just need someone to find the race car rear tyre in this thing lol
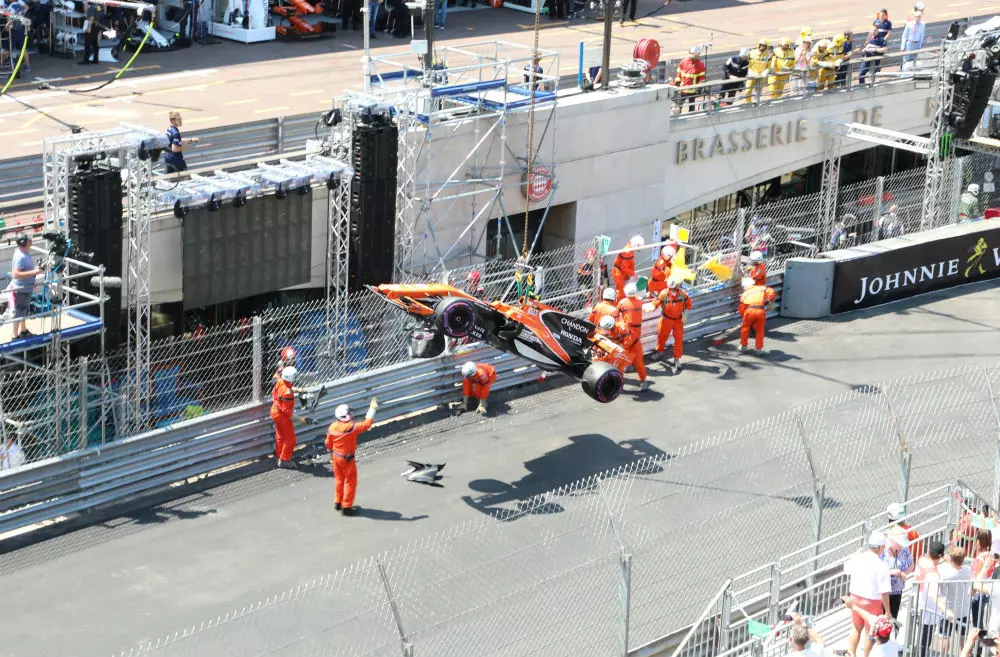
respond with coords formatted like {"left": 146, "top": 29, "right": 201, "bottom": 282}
{"left": 581, "top": 361, "right": 624, "bottom": 403}
{"left": 435, "top": 297, "right": 477, "bottom": 338}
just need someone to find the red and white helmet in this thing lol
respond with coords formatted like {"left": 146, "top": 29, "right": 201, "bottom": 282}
{"left": 281, "top": 346, "right": 297, "bottom": 362}
{"left": 629, "top": 235, "right": 645, "bottom": 249}
{"left": 661, "top": 242, "right": 678, "bottom": 259}
{"left": 466, "top": 270, "right": 482, "bottom": 286}
{"left": 584, "top": 247, "right": 597, "bottom": 260}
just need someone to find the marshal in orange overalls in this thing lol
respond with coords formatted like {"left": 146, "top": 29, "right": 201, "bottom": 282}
{"left": 463, "top": 363, "right": 497, "bottom": 400}
{"left": 587, "top": 299, "right": 620, "bottom": 325}
{"left": 325, "top": 417, "right": 375, "bottom": 511}
{"left": 748, "top": 261, "right": 767, "bottom": 286}
{"left": 738, "top": 284, "right": 776, "bottom": 350}
{"left": 647, "top": 254, "right": 673, "bottom": 295}
{"left": 616, "top": 295, "right": 647, "bottom": 383}
{"left": 612, "top": 247, "right": 636, "bottom": 300}
{"left": 653, "top": 287, "right": 692, "bottom": 359}
{"left": 269, "top": 378, "right": 296, "bottom": 463}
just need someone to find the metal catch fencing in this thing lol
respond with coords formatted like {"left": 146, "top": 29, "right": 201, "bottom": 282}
{"left": 112, "top": 365, "right": 1000, "bottom": 657}
{"left": 2, "top": 146, "right": 994, "bottom": 469}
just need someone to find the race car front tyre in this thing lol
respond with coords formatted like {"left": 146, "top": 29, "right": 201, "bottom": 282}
{"left": 581, "top": 361, "right": 624, "bottom": 403}
{"left": 435, "top": 297, "right": 477, "bottom": 338}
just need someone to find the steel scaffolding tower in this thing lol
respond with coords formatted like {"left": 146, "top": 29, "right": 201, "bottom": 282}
{"left": 362, "top": 41, "right": 560, "bottom": 277}
{"left": 43, "top": 126, "right": 158, "bottom": 433}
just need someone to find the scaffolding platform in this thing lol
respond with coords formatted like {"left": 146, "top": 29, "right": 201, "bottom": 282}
{"left": 0, "top": 309, "right": 102, "bottom": 354}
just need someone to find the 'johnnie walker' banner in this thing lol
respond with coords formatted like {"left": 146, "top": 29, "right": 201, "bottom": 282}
{"left": 830, "top": 224, "right": 1000, "bottom": 313}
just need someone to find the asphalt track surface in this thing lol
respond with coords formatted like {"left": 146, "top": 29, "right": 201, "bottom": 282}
{"left": 1, "top": 0, "right": 996, "bottom": 157}
{"left": 0, "top": 281, "right": 998, "bottom": 656}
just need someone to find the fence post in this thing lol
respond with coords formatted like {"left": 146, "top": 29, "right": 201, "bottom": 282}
{"left": 252, "top": 316, "right": 263, "bottom": 404}
{"left": 870, "top": 176, "right": 885, "bottom": 243}
{"left": 620, "top": 552, "right": 633, "bottom": 657}
{"left": 78, "top": 356, "right": 88, "bottom": 451}
{"left": 377, "top": 559, "right": 414, "bottom": 657}
{"left": 881, "top": 386, "right": 911, "bottom": 504}
{"left": 985, "top": 372, "right": 1000, "bottom": 512}
{"left": 597, "top": 480, "right": 631, "bottom": 657}
{"left": 718, "top": 588, "right": 734, "bottom": 653}
{"left": 276, "top": 116, "right": 285, "bottom": 153}
{"left": 767, "top": 561, "right": 782, "bottom": 626}
{"left": 946, "top": 483, "right": 961, "bottom": 541}
{"left": 861, "top": 519, "right": 874, "bottom": 547}
{"left": 808, "top": 482, "right": 826, "bottom": 613}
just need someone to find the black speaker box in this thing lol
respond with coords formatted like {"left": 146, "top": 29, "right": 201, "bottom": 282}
{"left": 73, "top": 227, "right": 123, "bottom": 277}
{"left": 950, "top": 70, "right": 997, "bottom": 140}
{"left": 69, "top": 165, "right": 124, "bottom": 235}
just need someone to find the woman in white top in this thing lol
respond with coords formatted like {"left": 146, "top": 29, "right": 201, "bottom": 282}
{"left": 901, "top": 9, "right": 926, "bottom": 70}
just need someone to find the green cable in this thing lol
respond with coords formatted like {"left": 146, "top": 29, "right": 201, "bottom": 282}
{"left": 0, "top": 26, "right": 28, "bottom": 96}
{"left": 113, "top": 17, "right": 155, "bottom": 81}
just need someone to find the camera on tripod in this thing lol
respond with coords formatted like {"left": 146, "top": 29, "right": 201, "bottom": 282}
{"left": 42, "top": 231, "right": 94, "bottom": 270}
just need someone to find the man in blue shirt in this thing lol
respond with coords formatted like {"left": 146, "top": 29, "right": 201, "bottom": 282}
{"left": 9, "top": 234, "right": 42, "bottom": 339}
{"left": 163, "top": 111, "right": 198, "bottom": 174}
{"left": 859, "top": 9, "right": 891, "bottom": 84}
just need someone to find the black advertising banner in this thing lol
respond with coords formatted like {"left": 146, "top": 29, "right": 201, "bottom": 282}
{"left": 831, "top": 224, "right": 1000, "bottom": 314}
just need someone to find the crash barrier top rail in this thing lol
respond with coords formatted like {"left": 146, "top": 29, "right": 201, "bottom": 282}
{"left": 101, "top": 360, "right": 1000, "bottom": 657}
{"left": 0, "top": 15, "right": 968, "bottom": 210}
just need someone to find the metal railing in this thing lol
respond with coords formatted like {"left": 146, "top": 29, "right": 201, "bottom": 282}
{"left": 101, "top": 362, "right": 998, "bottom": 657}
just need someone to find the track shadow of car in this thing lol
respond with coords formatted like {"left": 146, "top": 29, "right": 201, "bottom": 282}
{"left": 782, "top": 494, "right": 842, "bottom": 510}
{"left": 461, "top": 434, "right": 670, "bottom": 521}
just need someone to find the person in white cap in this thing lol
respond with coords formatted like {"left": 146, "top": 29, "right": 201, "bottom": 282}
{"left": 959, "top": 184, "right": 982, "bottom": 222}
{"left": 587, "top": 286, "right": 621, "bottom": 325}
{"left": 844, "top": 531, "right": 892, "bottom": 657}
{"left": 269, "top": 366, "right": 298, "bottom": 469}
{"left": 460, "top": 361, "right": 496, "bottom": 414}
{"left": 325, "top": 397, "right": 379, "bottom": 515}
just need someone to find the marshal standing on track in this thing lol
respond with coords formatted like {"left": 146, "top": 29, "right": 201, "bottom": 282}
{"left": 326, "top": 397, "right": 379, "bottom": 516}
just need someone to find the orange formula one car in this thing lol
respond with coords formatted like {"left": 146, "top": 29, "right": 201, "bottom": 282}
{"left": 370, "top": 283, "right": 629, "bottom": 403}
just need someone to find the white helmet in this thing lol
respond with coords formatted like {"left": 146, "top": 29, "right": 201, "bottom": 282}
{"left": 749, "top": 251, "right": 764, "bottom": 263}
{"left": 689, "top": 45, "right": 702, "bottom": 57}
{"left": 280, "top": 366, "right": 298, "bottom": 383}
{"left": 661, "top": 244, "right": 677, "bottom": 259}
{"left": 602, "top": 287, "right": 617, "bottom": 301}
{"left": 742, "top": 277, "right": 754, "bottom": 289}
{"left": 334, "top": 404, "right": 352, "bottom": 421}
{"left": 599, "top": 315, "right": 616, "bottom": 330}
{"left": 886, "top": 502, "right": 905, "bottom": 521}
{"left": 739, "top": 47, "right": 749, "bottom": 57}
{"left": 461, "top": 361, "right": 478, "bottom": 378}
{"left": 668, "top": 277, "right": 681, "bottom": 289}
{"left": 913, "top": 1, "right": 925, "bottom": 10}
{"left": 629, "top": 235, "right": 645, "bottom": 249}
{"left": 968, "top": 183, "right": 980, "bottom": 195}
{"left": 624, "top": 282, "right": 639, "bottom": 297}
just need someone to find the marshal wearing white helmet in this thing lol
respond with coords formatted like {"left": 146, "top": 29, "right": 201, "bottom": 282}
{"left": 325, "top": 396, "right": 379, "bottom": 515}
{"left": 746, "top": 250, "right": 767, "bottom": 286}
{"left": 959, "top": 183, "right": 983, "bottom": 222}
{"left": 270, "top": 366, "right": 299, "bottom": 469}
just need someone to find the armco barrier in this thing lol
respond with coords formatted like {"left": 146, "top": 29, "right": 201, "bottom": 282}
{"left": 0, "top": 277, "right": 781, "bottom": 537}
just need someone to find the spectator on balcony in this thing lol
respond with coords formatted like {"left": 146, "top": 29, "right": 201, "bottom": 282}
{"left": 901, "top": 9, "right": 925, "bottom": 70}
{"left": 937, "top": 546, "right": 973, "bottom": 653}
{"left": 793, "top": 35, "right": 814, "bottom": 95}
{"left": 842, "top": 600, "right": 899, "bottom": 657}
{"left": 845, "top": 531, "right": 892, "bottom": 657}
{"left": 745, "top": 38, "right": 771, "bottom": 102}
{"left": 721, "top": 48, "right": 749, "bottom": 106}
{"left": 882, "top": 529, "right": 914, "bottom": 620}
{"left": 788, "top": 613, "right": 826, "bottom": 657}
{"left": 916, "top": 541, "right": 946, "bottom": 657}
{"left": 834, "top": 30, "right": 855, "bottom": 87}
{"left": 971, "top": 532, "right": 995, "bottom": 629}
{"left": 858, "top": 10, "right": 892, "bottom": 85}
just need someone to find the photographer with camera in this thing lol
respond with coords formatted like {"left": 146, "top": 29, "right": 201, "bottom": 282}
{"left": 8, "top": 234, "right": 43, "bottom": 339}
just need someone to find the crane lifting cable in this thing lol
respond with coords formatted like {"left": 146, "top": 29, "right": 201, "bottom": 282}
{"left": 521, "top": 0, "right": 541, "bottom": 263}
